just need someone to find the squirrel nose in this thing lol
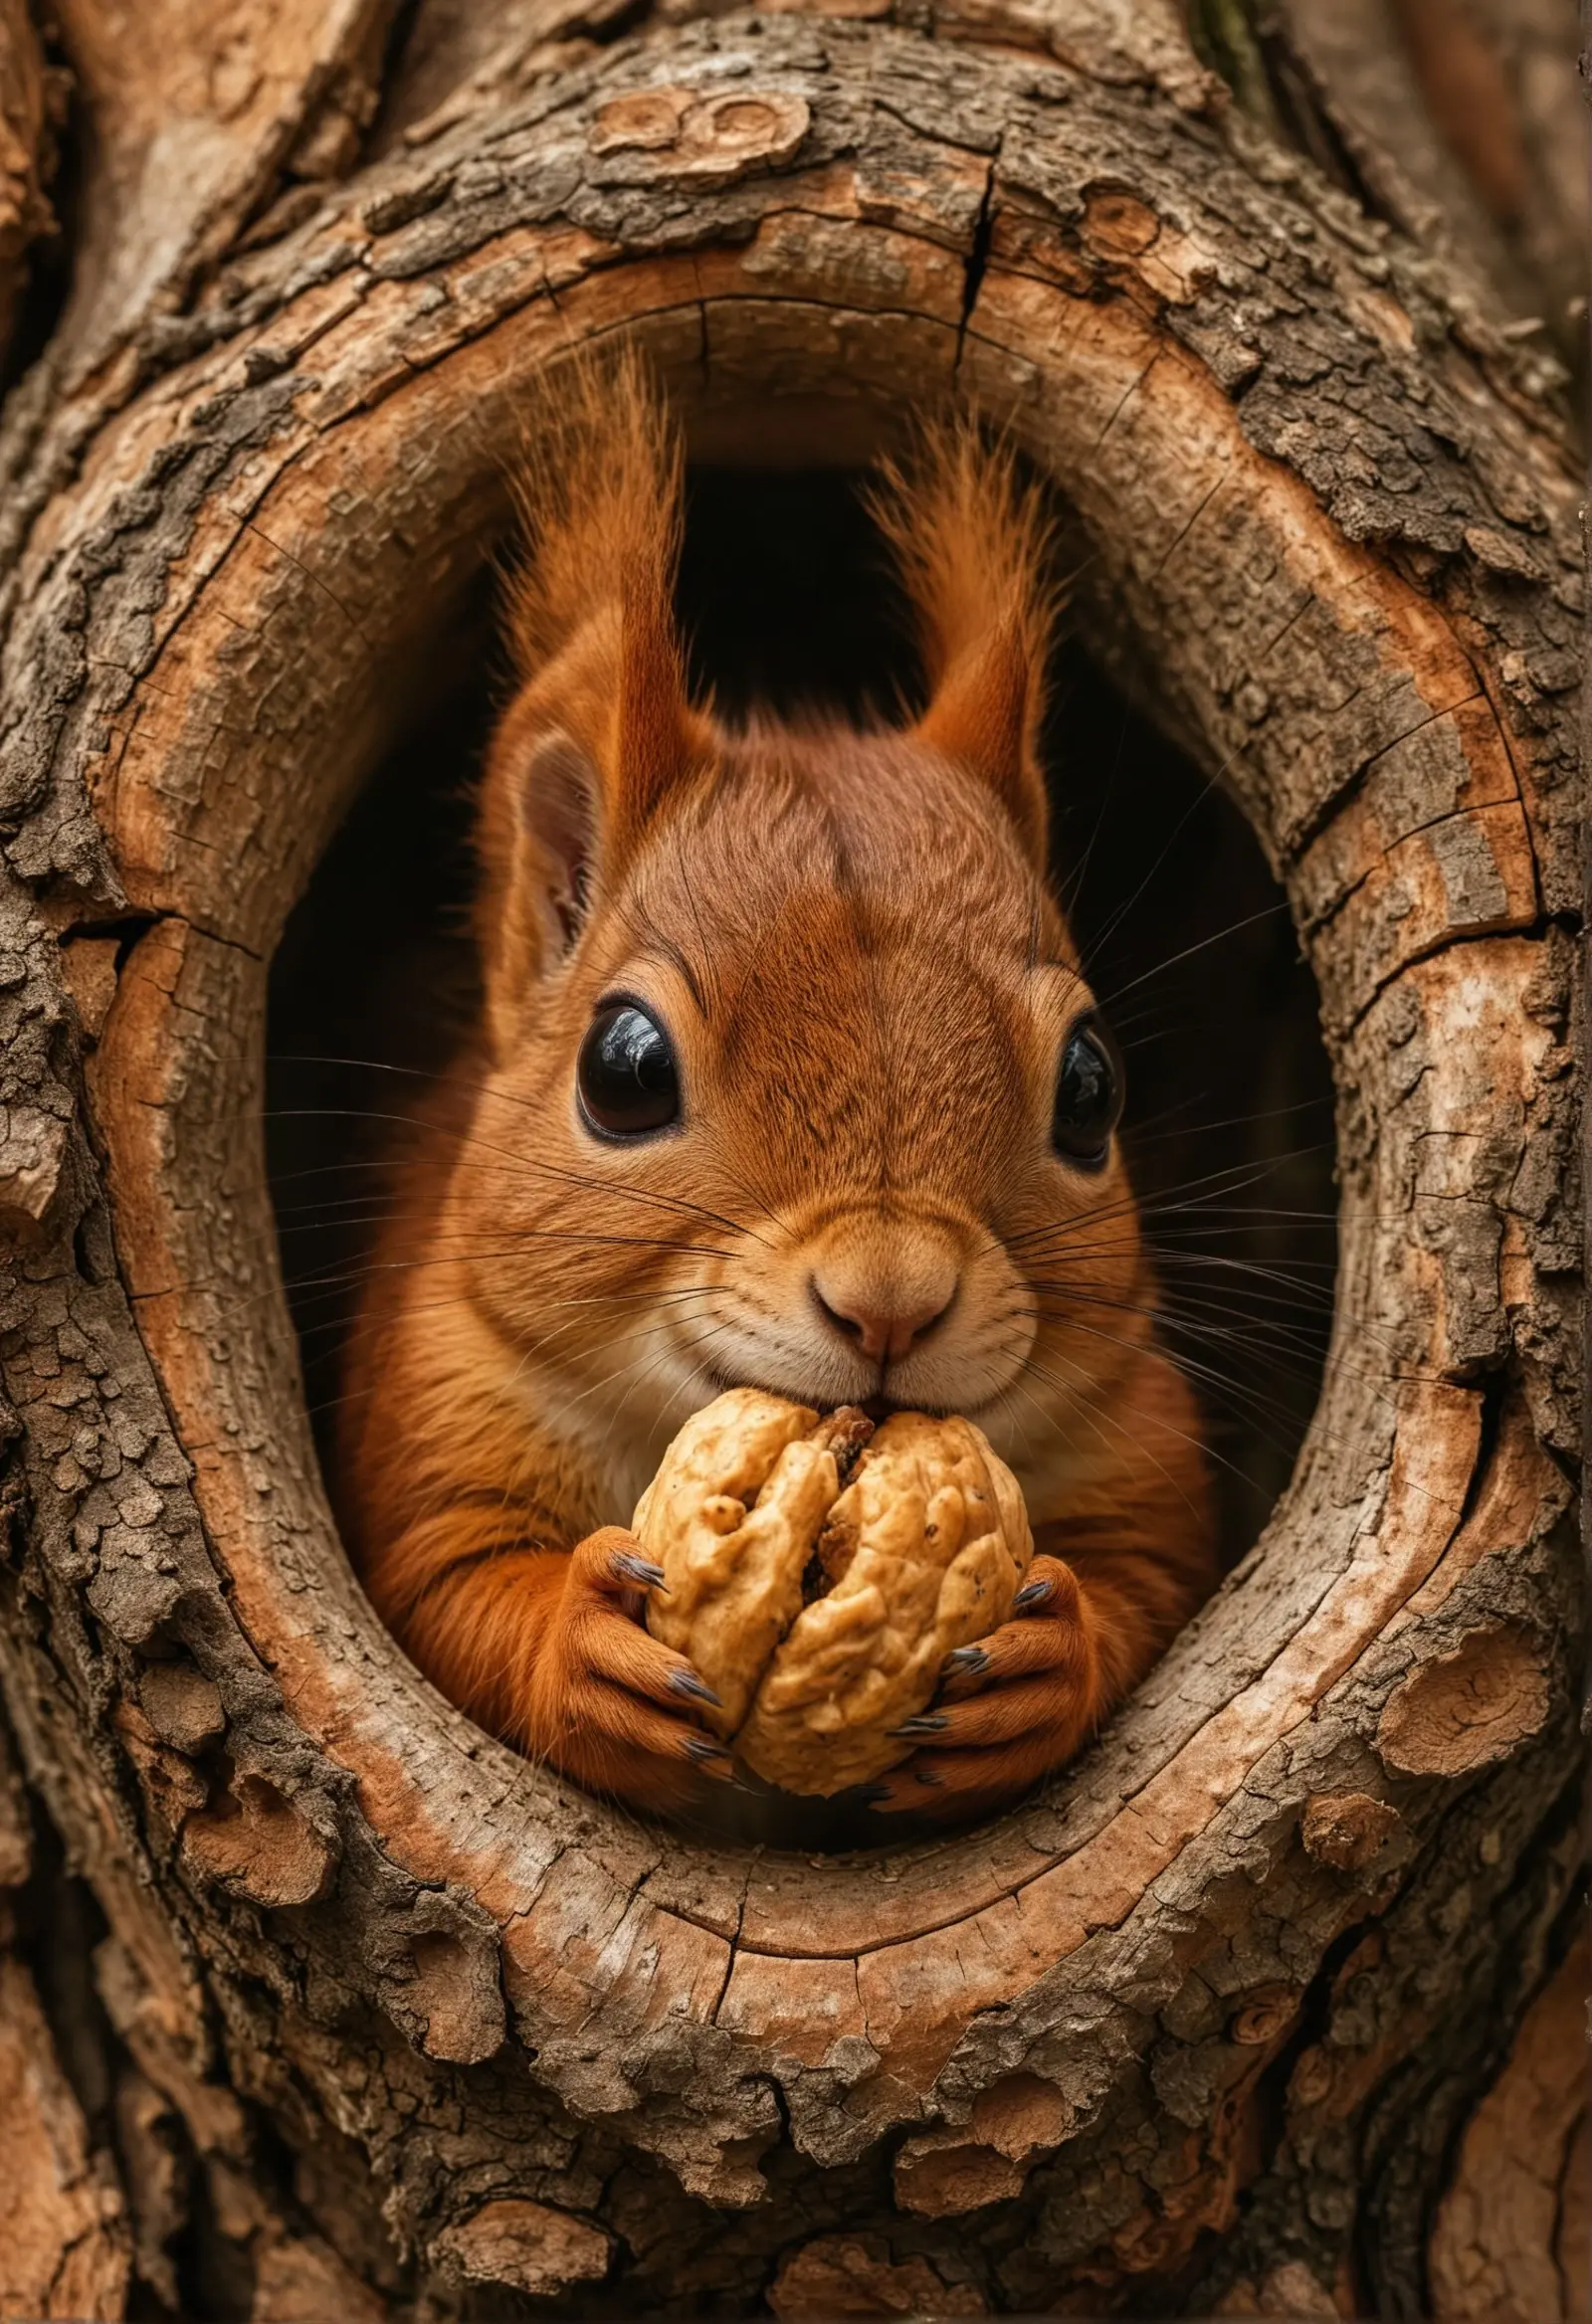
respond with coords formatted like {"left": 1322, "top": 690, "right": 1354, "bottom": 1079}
{"left": 809, "top": 1270, "right": 957, "bottom": 1367}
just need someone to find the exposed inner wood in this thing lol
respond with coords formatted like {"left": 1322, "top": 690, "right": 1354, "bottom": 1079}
{"left": 43, "top": 0, "right": 397, "bottom": 372}
{"left": 0, "top": 1940, "right": 131, "bottom": 2317}
{"left": 1429, "top": 1934, "right": 1590, "bottom": 2322}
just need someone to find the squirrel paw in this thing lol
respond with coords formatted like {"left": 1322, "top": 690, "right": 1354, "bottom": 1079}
{"left": 528, "top": 1526, "right": 734, "bottom": 1814}
{"left": 866, "top": 1557, "right": 1096, "bottom": 1822}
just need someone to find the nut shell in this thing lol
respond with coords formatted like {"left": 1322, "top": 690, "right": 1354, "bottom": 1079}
{"left": 635, "top": 1388, "right": 1033, "bottom": 1795}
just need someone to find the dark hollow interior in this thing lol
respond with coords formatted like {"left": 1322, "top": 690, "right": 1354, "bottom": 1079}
{"left": 266, "top": 466, "right": 1337, "bottom": 1845}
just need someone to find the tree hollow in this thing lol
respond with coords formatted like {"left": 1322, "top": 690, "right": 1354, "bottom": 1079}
{"left": 6, "top": 10, "right": 1577, "bottom": 2293}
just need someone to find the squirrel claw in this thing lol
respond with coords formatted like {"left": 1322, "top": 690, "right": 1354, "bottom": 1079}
{"left": 670, "top": 1666, "right": 722, "bottom": 1707}
{"left": 610, "top": 1550, "right": 668, "bottom": 1591}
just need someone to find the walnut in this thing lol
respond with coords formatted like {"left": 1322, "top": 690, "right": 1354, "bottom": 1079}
{"left": 634, "top": 1389, "right": 1033, "bottom": 1795}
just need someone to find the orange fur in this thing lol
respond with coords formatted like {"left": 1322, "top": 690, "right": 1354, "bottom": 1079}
{"left": 869, "top": 425, "right": 1057, "bottom": 858}
{"left": 337, "top": 360, "right": 1217, "bottom": 1824}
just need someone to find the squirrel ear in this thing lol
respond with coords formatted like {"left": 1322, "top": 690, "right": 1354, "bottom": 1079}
{"left": 872, "top": 424, "right": 1055, "bottom": 863}
{"left": 480, "top": 719, "right": 598, "bottom": 1025}
{"left": 475, "top": 610, "right": 709, "bottom": 1060}
{"left": 914, "top": 608, "right": 1046, "bottom": 859}
{"left": 474, "top": 354, "right": 710, "bottom": 1058}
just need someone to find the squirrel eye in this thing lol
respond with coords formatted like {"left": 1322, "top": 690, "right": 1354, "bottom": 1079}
{"left": 577, "top": 1003, "right": 680, "bottom": 1138}
{"left": 1052, "top": 1015, "right": 1122, "bottom": 1169}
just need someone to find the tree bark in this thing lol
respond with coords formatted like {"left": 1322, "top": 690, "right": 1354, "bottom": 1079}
{"left": 0, "top": 0, "right": 1581, "bottom": 2316}
{"left": 1190, "top": 0, "right": 1586, "bottom": 384}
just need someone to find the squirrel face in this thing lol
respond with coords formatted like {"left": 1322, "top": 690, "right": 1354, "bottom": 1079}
{"left": 450, "top": 364, "right": 1148, "bottom": 1519}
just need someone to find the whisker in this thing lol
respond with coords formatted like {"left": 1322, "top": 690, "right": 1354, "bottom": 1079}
{"left": 1003, "top": 1149, "right": 1336, "bottom": 1256}
{"left": 1015, "top": 1347, "right": 1213, "bottom": 1523}
{"left": 1022, "top": 1311, "right": 1455, "bottom": 1519}
{"left": 264, "top": 1071, "right": 773, "bottom": 1248}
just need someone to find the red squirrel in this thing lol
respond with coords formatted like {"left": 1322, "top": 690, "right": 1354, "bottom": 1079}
{"left": 336, "top": 359, "right": 1217, "bottom": 1824}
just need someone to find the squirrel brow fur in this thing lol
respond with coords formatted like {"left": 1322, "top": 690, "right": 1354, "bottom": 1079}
{"left": 503, "top": 348, "right": 686, "bottom": 676}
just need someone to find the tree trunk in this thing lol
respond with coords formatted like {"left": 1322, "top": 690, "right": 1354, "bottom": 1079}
{"left": 0, "top": 0, "right": 1582, "bottom": 2316}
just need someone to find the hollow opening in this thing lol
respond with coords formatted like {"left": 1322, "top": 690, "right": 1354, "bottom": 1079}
{"left": 264, "top": 463, "right": 1337, "bottom": 1840}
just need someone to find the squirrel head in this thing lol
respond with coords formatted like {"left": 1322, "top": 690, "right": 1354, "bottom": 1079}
{"left": 456, "top": 358, "right": 1148, "bottom": 1512}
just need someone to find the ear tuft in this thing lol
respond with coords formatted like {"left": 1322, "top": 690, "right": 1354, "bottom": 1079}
{"left": 475, "top": 352, "right": 711, "bottom": 1054}
{"left": 870, "top": 420, "right": 1058, "bottom": 861}
{"left": 503, "top": 347, "right": 685, "bottom": 694}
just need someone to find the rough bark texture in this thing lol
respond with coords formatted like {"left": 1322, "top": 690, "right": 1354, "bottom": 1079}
{"left": 0, "top": 0, "right": 1581, "bottom": 2316}
{"left": 1202, "top": 0, "right": 1586, "bottom": 379}
{"left": 45, "top": 0, "right": 398, "bottom": 372}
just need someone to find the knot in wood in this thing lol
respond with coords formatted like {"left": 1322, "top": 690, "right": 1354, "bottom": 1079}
{"left": 1376, "top": 1625, "right": 1551, "bottom": 1779}
{"left": 179, "top": 1766, "right": 336, "bottom": 1906}
{"left": 390, "top": 1924, "right": 505, "bottom": 2066}
{"left": 895, "top": 2073, "right": 1074, "bottom": 2217}
{"left": 1300, "top": 1790, "right": 1404, "bottom": 1870}
{"left": 432, "top": 2200, "right": 610, "bottom": 2298}
{"left": 588, "top": 86, "right": 810, "bottom": 184}
{"left": 138, "top": 1660, "right": 226, "bottom": 1753}
{"left": 0, "top": 1104, "right": 68, "bottom": 1229}
{"left": 1083, "top": 188, "right": 1161, "bottom": 258}
{"left": 769, "top": 2234, "right": 988, "bottom": 2318}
